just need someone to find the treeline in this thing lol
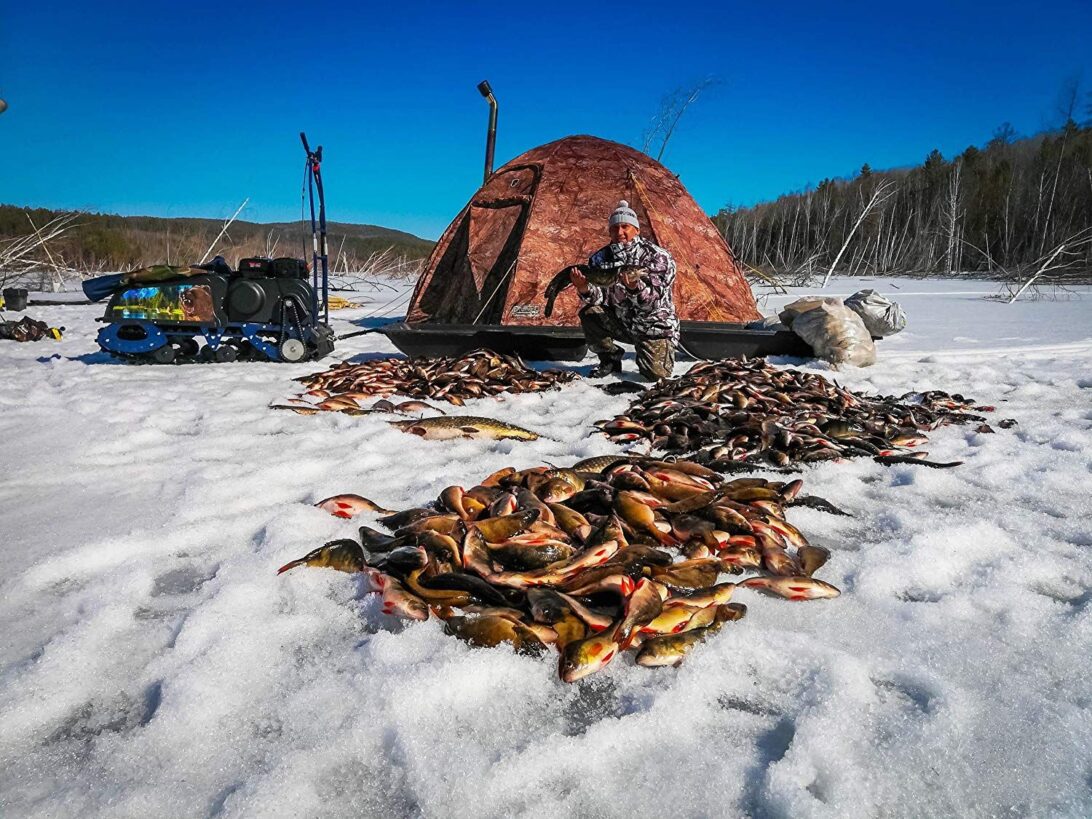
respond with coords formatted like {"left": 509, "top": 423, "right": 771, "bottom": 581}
{"left": 0, "top": 206, "right": 435, "bottom": 275}
{"left": 715, "top": 120, "right": 1092, "bottom": 281}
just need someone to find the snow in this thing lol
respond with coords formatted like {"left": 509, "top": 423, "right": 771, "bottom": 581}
{"left": 0, "top": 276, "right": 1090, "bottom": 817}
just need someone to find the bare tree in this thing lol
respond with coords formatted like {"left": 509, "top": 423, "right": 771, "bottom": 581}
{"left": 1041, "top": 76, "right": 1082, "bottom": 254}
{"left": 822, "top": 180, "right": 896, "bottom": 286}
{"left": 943, "top": 159, "right": 963, "bottom": 274}
{"left": 641, "top": 77, "right": 719, "bottom": 162}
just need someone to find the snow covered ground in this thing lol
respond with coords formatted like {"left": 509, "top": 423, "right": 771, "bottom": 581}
{"left": 0, "top": 276, "right": 1089, "bottom": 817}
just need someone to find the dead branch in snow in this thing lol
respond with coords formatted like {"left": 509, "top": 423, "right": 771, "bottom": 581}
{"left": 1004, "top": 227, "right": 1092, "bottom": 302}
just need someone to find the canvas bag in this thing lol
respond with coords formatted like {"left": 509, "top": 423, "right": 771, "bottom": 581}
{"left": 779, "top": 297, "right": 876, "bottom": 367}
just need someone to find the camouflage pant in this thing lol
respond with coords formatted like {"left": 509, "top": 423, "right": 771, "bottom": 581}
{"left": 579, "top": 305, "right": 676, "bottom": 380}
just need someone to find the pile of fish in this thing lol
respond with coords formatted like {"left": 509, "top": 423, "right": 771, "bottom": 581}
{"left": 595, "top": 358, "right": 1006, "bottom": 470}
{"left": 282, "top": 348, "right": 577, "bottom": 411}
{"left": 279, "top": 456, "right": 841, "bottom": 682}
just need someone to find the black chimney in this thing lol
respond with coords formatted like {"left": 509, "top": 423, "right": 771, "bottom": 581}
{"left": 477, "top": 80, "right": 497, "bottom": 183}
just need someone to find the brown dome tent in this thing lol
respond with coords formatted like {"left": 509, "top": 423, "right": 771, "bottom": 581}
{"left": 381, "top": 135, "right": 809, "bottom": 360}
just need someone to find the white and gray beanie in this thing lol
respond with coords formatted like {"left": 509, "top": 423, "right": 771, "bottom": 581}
{"left": 608, "top": 200, "right": 639, "bottom": 229}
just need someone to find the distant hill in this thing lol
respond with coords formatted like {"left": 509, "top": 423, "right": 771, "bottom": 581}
{"left": 0, "top": 205, "right": 435, "bottom": 274}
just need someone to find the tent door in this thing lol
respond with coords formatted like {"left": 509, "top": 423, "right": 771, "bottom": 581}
{"left": 466, "top": 202, "right": 526, "bottom": 323}
{"left": 413, "top": 163, "right": 539, "bottom": 325}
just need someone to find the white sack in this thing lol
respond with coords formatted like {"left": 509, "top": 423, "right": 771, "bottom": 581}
{"left": 779, "top": 296, "right": 876, "bottom": 367}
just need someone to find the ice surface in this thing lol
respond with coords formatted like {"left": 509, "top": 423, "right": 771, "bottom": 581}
{"left": 0, "top": 276, "right": 1090, "bottom": 817}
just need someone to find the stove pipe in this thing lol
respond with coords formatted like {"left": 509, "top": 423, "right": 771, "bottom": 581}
{"left": 477, "top": 81, "right": 497, "bottom": 183}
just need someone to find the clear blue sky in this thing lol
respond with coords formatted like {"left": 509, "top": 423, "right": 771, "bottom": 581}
{"left": 1, "top": 0, "right": 1090, "bottom": 240}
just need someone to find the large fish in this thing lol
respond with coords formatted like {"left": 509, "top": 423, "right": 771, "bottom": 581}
{"left": 389, "top": 416, "right": 540, "bottom": 441}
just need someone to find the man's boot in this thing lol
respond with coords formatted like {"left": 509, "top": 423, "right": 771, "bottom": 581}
{"left": 589, "top": 345, "right": 624, "bottom": 377}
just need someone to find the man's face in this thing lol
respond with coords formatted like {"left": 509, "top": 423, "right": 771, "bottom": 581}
{"left": 609, "top": 223, "right": 639, "bottom": 244}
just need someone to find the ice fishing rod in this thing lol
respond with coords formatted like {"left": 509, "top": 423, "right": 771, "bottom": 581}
{"left": 301, "top": 132, "right": 329, "bottom": 326}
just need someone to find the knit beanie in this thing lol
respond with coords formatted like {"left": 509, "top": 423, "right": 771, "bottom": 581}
{"left": 608, "top": 200, "right": 639, "bottom": 229}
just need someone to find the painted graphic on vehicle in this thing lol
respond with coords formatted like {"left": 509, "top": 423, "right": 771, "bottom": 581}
{"left": 111, "top": 284, "right": 215, "bottom": 322}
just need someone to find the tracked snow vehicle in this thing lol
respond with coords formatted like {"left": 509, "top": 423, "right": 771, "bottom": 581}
{"left": 91, "top": 257, "right": 335, "bottom": 363}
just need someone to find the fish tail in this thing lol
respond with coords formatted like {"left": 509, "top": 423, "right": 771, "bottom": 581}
{"left": 276, "top": 559, "right": 305, "bottom": 575}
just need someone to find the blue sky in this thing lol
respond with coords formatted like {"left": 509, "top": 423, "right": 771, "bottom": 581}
{"left": 1, "top": 0, "right": 1090, "bottom": 240}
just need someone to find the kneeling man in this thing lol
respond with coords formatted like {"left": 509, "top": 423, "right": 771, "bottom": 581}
{"left": 571, "top": 200, "right": 678, "bottom": 380}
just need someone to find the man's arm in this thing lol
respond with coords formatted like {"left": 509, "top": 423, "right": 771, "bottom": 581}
{"left": 637, "top": 246, "right": 672, "bottom": 294}
{"left": 639, "top": 246, "right": 676, "bottom": 302}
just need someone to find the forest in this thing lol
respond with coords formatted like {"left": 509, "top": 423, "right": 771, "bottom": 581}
{"left": 715, "top": 113, "right": 1092, "bottom": 284}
